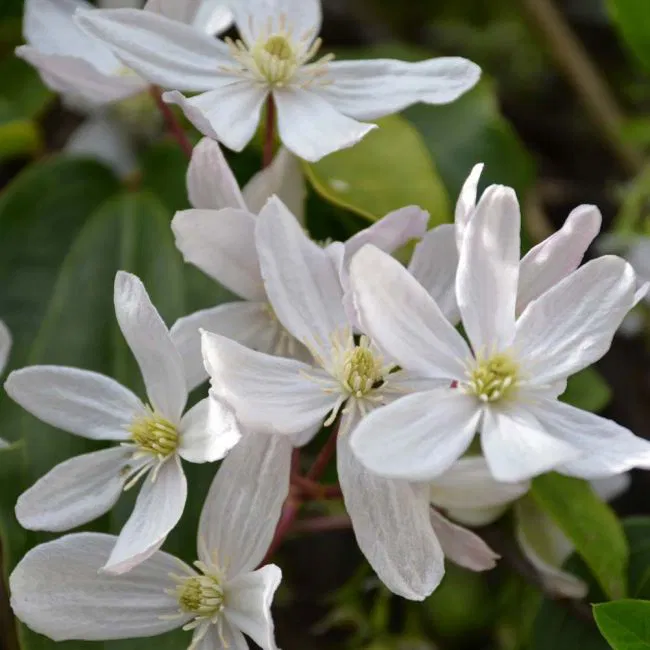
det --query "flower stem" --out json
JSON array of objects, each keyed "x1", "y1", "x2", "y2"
[
  {"x1": 263, "y1": 94, "x2": 276, "y2": 168},
  {"x1": 149, "y1": 86, "x2": 193, "y2": 159},
  {"x1": 306, "y1": 422, "x2": 340, "y2": 481}
]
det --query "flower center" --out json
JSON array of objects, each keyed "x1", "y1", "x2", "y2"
[
  {"x1": 176, "y1": 574, "x2": 224, "y2": 617},
  {"x1": 341, "y1": 343, "x2": 385, "y2": 398},
  {"x1": 466, "y1": 353, "x2": 520, "y2": 403},
  {"x1": 128, "y1": 408, "x2": 179, "y2": 460}
]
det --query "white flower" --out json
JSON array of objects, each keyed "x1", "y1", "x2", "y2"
[
  {"x1": 0, "y1": 320, "x2": 12, "y2": 449},
  {"x1": 9, "y1": 452, "x2": 282, "y2": 650},
  {"x1": 75, "y1": 0, "x2": 481, "y2": 161},
  {"x1": 348, "y1": 184, "x2": 650, "y2": 483},
  {"x1": 171, "y1": 139, "x2": 429, "y2": 389},
  {"x1": 4, "y1": 271, "x2": 240, "y2": 574},
  {"x1": 201, "y1": 199, "x2": 497, "y2": 600}
]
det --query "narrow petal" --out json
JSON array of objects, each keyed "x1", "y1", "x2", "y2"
[
  {"x1": 75, "y1": 8, "x2": 229, "y2": 90},
  {"x1": 456, "y1": 185, "x2": 520, "y2": 354},
  {"x1": 202, "y1": 331, "x2": 336, "y2": 435},
  {"x1": 0, "y1": 320, "x2": 12, "y2": 375},
  {"x1": 10, "y1": 533, "x2": 187, "y2": 641},
  {"x1": 4, "y1": 366, "x2": 142, "y2": 440},
  {"x1": 242, "y1": 148, "x2": 306, "y2": 223},
  {"x1": 454, "y1": 163, "x2": 484, "y2": 250},
  {"x1": 515, "y1": 257, "x2": 635, "y2": 386},
  {"x1": 350, "y1": 388, "x2": 481, "y2": 481},
  {"x1": 255, "y1": 196, "x2": 347, "y2": 355},
  {"x1": 408, "y1": 224, "x2": 460, "y2": 323},
  {"x1": 517, "y1": 205, "x2": 602, "y2": 312},
  {"x1": 481, "y1": 405, "x2": 581, "y2": 483},
  {"x1": 349, "y1": 244, "x2": 471, "y2": 379},
  {"x1": 198, "y1": 433, "x2": 292, "y2": 575},
  {"x1": 224, "y1": 565, "x2": 281, "y2": 650},
  {"x1": 165, "y1": 84, "x2": 268, "y2": 152},
  {"x1": 186, "y1": 137, "x2": 246, "y2": 210},
  {"x1": 274, "y1": 88, "x2": 375, "y2": 162},
  {"x1": 171, "y1": 302, "x2": 276, "y2": 391},
  {"x1": 172, "y1": 208, "x2": 265, "y2": 300},
  {"x1": 178, "y1": 397, "x2": 241, "y2": 463},
  {"x1": 338, "y1": 431, "x2": 445, "y2": 600},
  {"x1": 114, "y1": 271, "x2": 187, "y2": 421},
  {"x1": 313, "y1": 58, "x2": 481, "y2": 120},
  {"x1": 16, "y1": 447, "x2": 130, "y2": 532},
  {"x1": 429, "y1": 508, "x2": 499, "y2": 571},
  {"x1": 103, "y1": 455, "x2": 187, "y2": 574}
]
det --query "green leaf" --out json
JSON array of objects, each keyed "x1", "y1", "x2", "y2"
[
  {"x1": 594, "y1": 600, "x2": 650, "y2": 649},
  {"x1": 304, "y1": 114, "x2": 450, "y2": 224},
  {"x1": 608, "y1": 0, "x2": 650, "y2": 72},
  {"x1": 0, "y1": 57, "x2": 53, "y2": 120},
  {"x1": 0, "y1": 118, "x2": 41, "y2": 160},
  {"x1": 561, "y1": 368, "x2": 612, "y2": 413},
  {"x1": 531, "y1": 473, "x2": 628, "y2": 599}
]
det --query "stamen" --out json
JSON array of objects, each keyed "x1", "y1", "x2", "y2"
[
  {"x1": 465, "y1": 352, "x2": 520, "y2": 403},
  {"x1": 128, "y1": 406, "x2": 179, "y2": 460}
]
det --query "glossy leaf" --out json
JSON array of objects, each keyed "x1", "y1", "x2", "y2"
[
  {"x1": 608, "y1": 0, "x2": 650, "y2": 72},
  {"x1": 594, "y1": 599, "x2": 650, "y2": 649}
]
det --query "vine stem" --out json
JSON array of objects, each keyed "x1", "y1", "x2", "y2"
[
  {"x1": 263, "y1": 94, "x2": 276, "y2": 168},
  {"x1": 149, "y1": 86, "x2": 193, "y2": 159},
  {"x1": 306, "y1": 424, "x2": 339, "y2": 481}
]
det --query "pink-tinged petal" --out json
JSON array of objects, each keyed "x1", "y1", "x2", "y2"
[
  {"x1": 202, "y1": 331, "x2": 336, "y2": 435},
  {"x1": 338, "y1": 430, "x2": 445, "y2": 600},
  {"x1": 515, "y1": 257, "x2": 636, "y2": 386},
  {"x1": 429, "y1": 508, "x2": 499, "y2": 571},
  {"x1": 350, "y1": 388, "x2": 481, "y2": 481},
  {"x1": 114, "y1": 271, "x2": 187, "y2": 421},
  {"x1": 172, "y1": 208, "x2": 265, "y2": 301},
  {"x1": 10, "y1": 533, "x2": 188, "y2": 641},
  {"x1": 454, "y1": 163, "x2": 484, "y2": 250},
  {"x1": 4, "y1": 366, "x2": 142, "y2": 440},
  {"x1": 313, "y1": 58, "x2": 480, "y2": 120},
  {"x1": 349, "y1": 245, "x2": 470, "y2": 379},
  {"x1": 16, "y1": 447, "x2": 130, "y2": 532},
  {"x1": 456, "y1": 185, "x2": 520, "y2": 354},
  {"x1": 198, "y1": 432, "x2": 291, "y2": 575},
  {"x1": 273, "y1": 88, "x2": 375, "y2": 162},
  {"x1": 103, "y1": 455, "x2": 186, "y2": 574},
  {"x1": 517, "y1": 205, "x2": 602, "y2": 312}
]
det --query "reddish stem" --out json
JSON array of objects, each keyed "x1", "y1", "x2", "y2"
[
  {"x1": 291, "y1": 473, "x2": 342, "y2": 500},
  {"x1": 150, "y1": 86, "x2": 193, "y2": 159},
  {"x1": 263, "y1": 94, "x2": 276, "y2": 168},
  {"x1": 291, "y1": 514, "x2": 352, "y2": 534},
  {"x1": 306, "y1": 424, "x2": 339, "y2": 481},
  {"x1": 261, "y1": 489, "x2": 301, "y2": 564}
]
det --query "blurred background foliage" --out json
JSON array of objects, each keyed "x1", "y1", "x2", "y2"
[{"x1": 1, "y1": 0, "x2": 650, "y2": 649}]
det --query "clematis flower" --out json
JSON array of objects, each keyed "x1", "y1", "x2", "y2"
[
  {"x1": 171, "y1": 138, "x2": 429, "y2": 389},
  {"x1": 348, "y1": 185, "x2": 650, "y2": 483},
  {"x1": 75, "y1": 0, "x2": 481, "y2": 161},
  {"x1": 201, "y1": 198, "x2": 497, "y2": 600},
  {"x1": 4, "y1": 271, "x2": 240, "y2": 574},
  {"x1": 9, "y1": 450, "x2": 282, "y2": 650}
]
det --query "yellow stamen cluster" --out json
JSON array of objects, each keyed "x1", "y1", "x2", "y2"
[
  {"x1": 129, "y1": 408, "x2": 179, "y2": 460},
  {"x1": 176, "y1": 574, "x2": 224, "y2": 617},
  {"x1": 341, "y1": 338, "x2": 385, "y2": 398},
  {"x1": 466, "y1": 353, "x2": 519, "y2": 403}
]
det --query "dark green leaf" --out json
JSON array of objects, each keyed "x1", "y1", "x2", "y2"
[
  {"x1": 608, "y1": 0, "x2": 650, "y2": 72},
  {"x1": 594, "y1": 600, "x2": 650, "y2": 649},
  {"x1": 561, "y1": 368, "x2": 611, "y2": 413}
]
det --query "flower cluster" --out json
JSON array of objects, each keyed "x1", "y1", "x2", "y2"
[{"x1": 6, "y1": 0, "x2": 650, "y2": 647}]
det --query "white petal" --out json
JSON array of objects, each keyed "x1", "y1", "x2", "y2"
[
  {"x1": 591, "y1": 473, "x2": 631, "y2": 502},
  {"x1": 164, "y1": 84, "x2": 268, "y2": 152},
  {"x1": 103, "y1": 455, "x2": 187, "y2": 573},
  {"x1": 429, "y1": 508, "x2": 498, "y2": 571},
  {"x1": 191, "y1": 1, "x2": 234, "y2": 34},
  {"x1": 517, "y1": 205, "x2": 602, "y2": 312},
  {"x1": 178, "y1": 397, "x2": 241, "y2": 463},
  {"x1": 454, "y1": 163, "x2": 484, "y2": 250},
  {"x1": 515, "y1": 257, "x2": 636, "y2": 386},
  {"x1": 193, "y1": 623, "x2": 248, "y2": 650},
  {"x1": 15, "y1": 46, "x2": 144, "y2": 107},
  {"x1": 313, "y1": 58, "x2": 481, "y2": 120},
  {"x1": 171, "y1": 302, "x2": 277, "y2": 391},
  {"x1": 481, "y1": 405, "x2": 581, "y2": 483},
  {"x1": 202, "y1": 331, "x2": 336, "y2": 435},
  {"x1": 273, "y1": 88, "x2": 375, "y2": 162},
  {"x1": 172, "y1": 208, "x2": 265, "y2": 300},
  {"x1": 4, "y1": 366, "x2": 142, "y2": 440},
  {"x1": 114, "y1": 271, "x2": 187, "y2": 421},
  {"x1": 10, "y1": 533, "x2": 187, "y2": 641},
  {"x1": 16, "y1": 447, "x2": 130, "y2": 532},
  {"x1": 75, "y1": 8, "x2": 229, "y2": 90},
  {"x1": 350, "y1": 388, "x2": 481, "y2": 480},
  {"x1": 408, "y1": 224, "x2": 460, "y2": 323},
  {"x1": 0, "y1": 320, "x2": 12, "y2": 376},
  {"x1": 243, "y1": 148, "x2": 306, "y2": 223},
  {"x1": 349, "y1": 244, "x2": 471, "y2": 379},
  {"x1": 255, "y1": 196, "x2": 347, "y2": 354},
  {"x1": 186, "y1": 137, "x2": 246, "y2": 210},
  {"x1": 224, "y1": 565, "x2": 281, "y2": 650},
  {"x1": 338, "y1": 432, "x2": 445, "y2": 600},
  {"x1": 456, "y1": 185, "x2": 520, "y2": 353},
  {"x1": 429, "y1": 455, "x2": 530, "y2": 512},
  {"x1": 198, "y1": 432, "x2": 291, "y2": 575}
]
